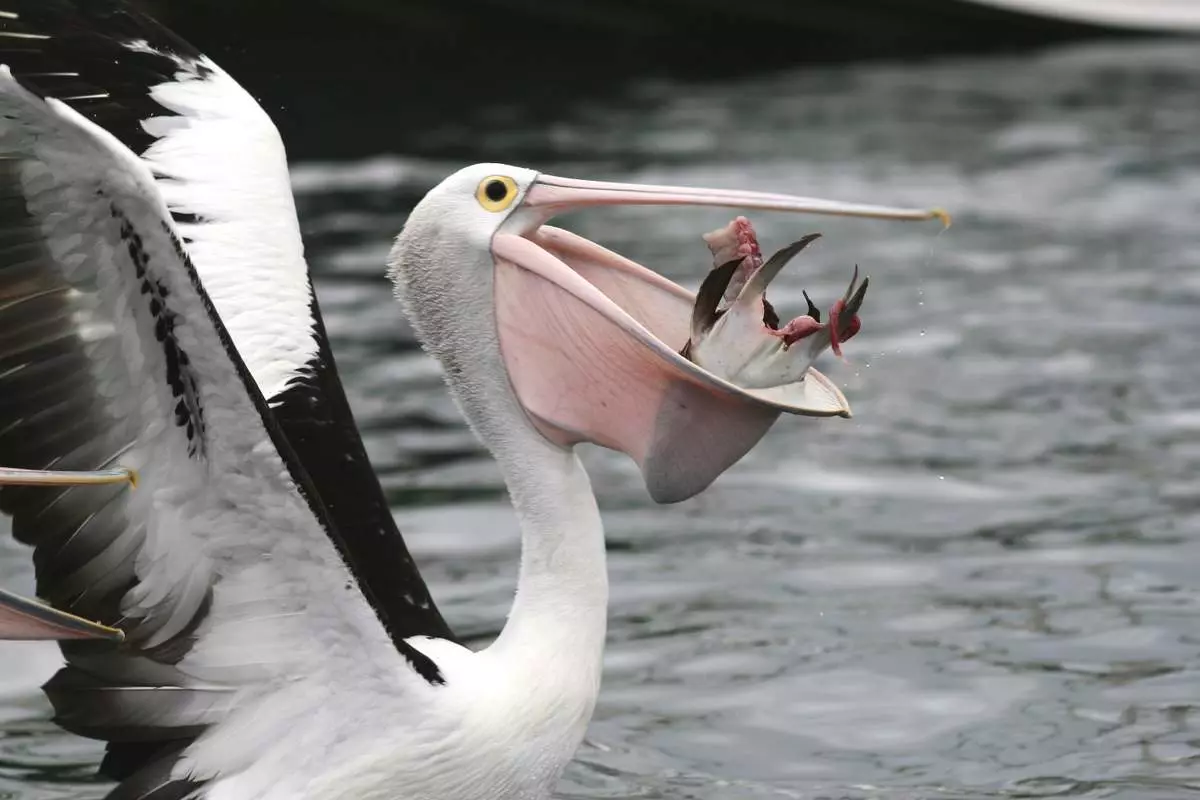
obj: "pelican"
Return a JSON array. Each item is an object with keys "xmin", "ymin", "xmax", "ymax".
[{"xmin": 0, "ymin": 2, "xmax": 945, "ymax": 798}]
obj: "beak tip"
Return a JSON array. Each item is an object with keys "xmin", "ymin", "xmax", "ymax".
[{"xmin": 931, "ymin": 208, "xmax": 952, "ymax": 228}]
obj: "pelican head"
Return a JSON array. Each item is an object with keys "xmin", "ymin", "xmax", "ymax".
[{"xmin": 389, "ymin": 163, "xmax": 943, "ymax": 503}]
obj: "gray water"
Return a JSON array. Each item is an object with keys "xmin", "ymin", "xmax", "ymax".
[{"xmin": 3, "ymin": 38, "xmax": 1200, "ymax": 800}]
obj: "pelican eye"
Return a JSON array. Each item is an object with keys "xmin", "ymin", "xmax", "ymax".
[{"xmin": 476, "ymin": 175, "xmax": 518, "ymax": 212}]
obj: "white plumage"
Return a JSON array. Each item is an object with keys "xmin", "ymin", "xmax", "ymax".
[{"xmin": 132, "ymin": 44, "xmax": 318, "ymax": 404}]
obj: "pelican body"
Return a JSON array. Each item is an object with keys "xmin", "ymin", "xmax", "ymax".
[{"xmin": 0, "ymin": 2, "xmax": 944, "ymax": 798}]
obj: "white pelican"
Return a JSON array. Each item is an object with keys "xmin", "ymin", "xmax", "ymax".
[{"xmin": 0, "ymin": 2, "xmax": 946, "ymax": 798}]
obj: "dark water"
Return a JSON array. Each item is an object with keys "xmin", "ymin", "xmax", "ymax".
[{"xmin": 4, "ymin": 38, "xmax": 1200, "ymax": 800}]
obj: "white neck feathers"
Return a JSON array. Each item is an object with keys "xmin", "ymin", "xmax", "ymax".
[{"xmin": 388, "ymin": 212, "xmax": 609, "ymax": 685}]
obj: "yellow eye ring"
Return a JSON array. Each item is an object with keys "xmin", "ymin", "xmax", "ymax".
[{"xmin": 476, "ymin": 175, "xmax": 518, "ymax": 212}]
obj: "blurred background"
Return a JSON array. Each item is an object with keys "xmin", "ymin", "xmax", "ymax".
[
  {"xmin": 4, "ymin": 2, "xmax": 1200, "ymax": 799},
  {"xmin": 138, "ymin": 0, "xmax": 1200, "ymax": 158}
]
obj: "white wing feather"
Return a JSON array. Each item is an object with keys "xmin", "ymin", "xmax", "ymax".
[{"xmin": 133, "ymin": 46, "xmax": 318, "ymax": 403}]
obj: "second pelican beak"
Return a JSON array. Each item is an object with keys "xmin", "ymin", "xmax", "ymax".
[{"xmin": 0, "ymin": 587, "xmax": 125, "ymax": 642}]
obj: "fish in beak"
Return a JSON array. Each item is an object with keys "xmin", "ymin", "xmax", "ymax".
[
  {"xmin": 0, "ymin": 467, "xmax": 133, "ymax": 641},
  {"xmin": 685, "ymin": 219, "xmax": 866, "ymax": 389},
  {"xmin": 491, "ymin": 173, "xmax": 947, "ymax": 503}
]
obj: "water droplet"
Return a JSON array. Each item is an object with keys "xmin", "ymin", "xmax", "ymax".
[
  {"xmin": 920, "ymin": 329, "xmax": 927, "ymax": 336},
  {"xmin": 938, "ymin": 475, "xmax": 946, "ymax": 480}
]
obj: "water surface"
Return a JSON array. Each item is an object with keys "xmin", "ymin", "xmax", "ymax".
[{"xmin": 3, "ymin": 39, "xmax": 1200, "ymax": 800}]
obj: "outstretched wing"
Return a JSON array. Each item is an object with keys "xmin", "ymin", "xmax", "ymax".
[
  {"xmin": 0, "ymin": 65, "xmax": 439, "ymax": 799},
  {"xmin": 0, "ymin": 0, "xmax": 454, "ymax": 644}
]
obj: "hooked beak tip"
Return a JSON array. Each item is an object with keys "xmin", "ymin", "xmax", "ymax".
[{"xmin": 932, "ymin": 208, "xmax": 952, "ymax": 229}]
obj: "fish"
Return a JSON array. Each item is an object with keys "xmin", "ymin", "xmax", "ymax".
[{"xmin": 683, "ymin": 216, "xmax": 867, "ymax": 390}]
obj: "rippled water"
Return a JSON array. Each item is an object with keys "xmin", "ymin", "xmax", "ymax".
[{"xmin": 4, "ymin": 38, "xmax": 1200, "ymax": 800}]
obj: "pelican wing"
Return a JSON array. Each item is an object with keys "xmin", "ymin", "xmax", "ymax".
[
  {"xmin": 0, "ymin": 1, "xmax": 454, "ymax": 644},
  {"xmin": 0, "ymin": 66, "xmax": 439, "ymax": 798}
]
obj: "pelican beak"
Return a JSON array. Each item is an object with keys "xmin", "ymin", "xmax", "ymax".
[
  {"xmin": 0, "ymin": 587, "xmax": 125, "ymax": 641},
  {"xmin": 0, "ymin": 466, "xmax": 137, "ymax": 488},
  {"xmin": 491, "ymin": 174, "xmax": 946, "ymax": 503},
  {"xmin": 0, "ymin": 467, "xmax": 133, "ymax": 641},
  {"xmin": 516, "ymin": 174, "xmax": 947, "ymax": 224}
]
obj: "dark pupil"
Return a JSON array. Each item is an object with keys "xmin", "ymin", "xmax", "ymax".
[{"xmin": 485, "ymin": 180, "xmax": 508, "ymax": 202}]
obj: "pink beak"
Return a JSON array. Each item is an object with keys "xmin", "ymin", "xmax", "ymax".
[
  {"xmin": 0, "ymin": 586, "xmax": 125, "ymax": 641},
  {"xmin": 493, "ymin": 174, "xmax": 947, "ymax": 503},
  {"xmin": 0, "ymin": 467, "xmax": 133, "ymax": 641}
]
